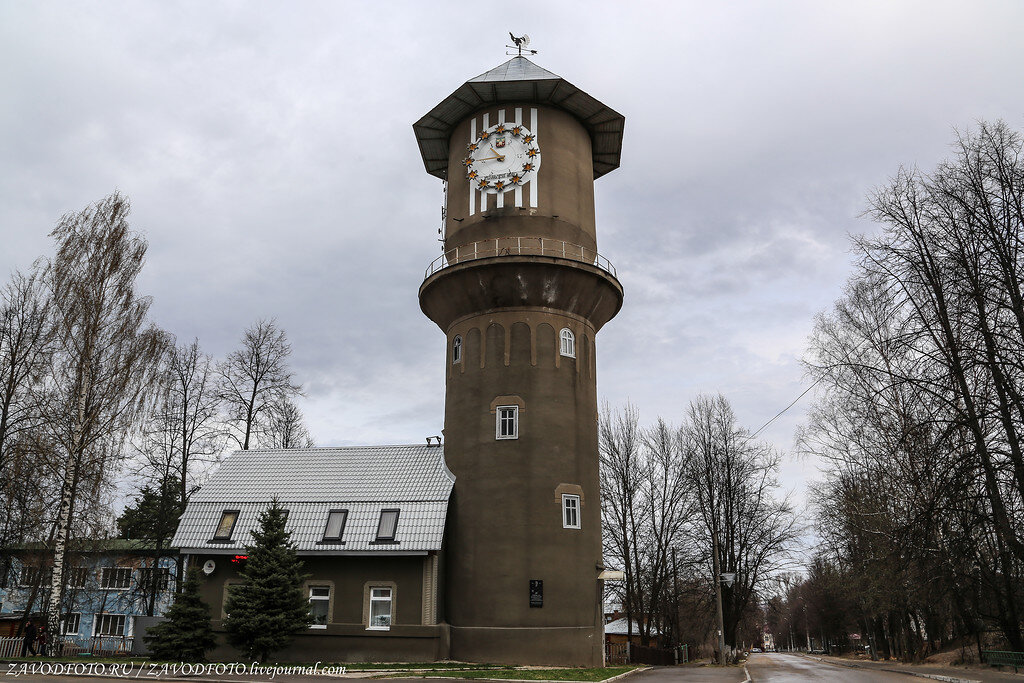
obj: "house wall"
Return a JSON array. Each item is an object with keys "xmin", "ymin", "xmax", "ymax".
[{"xmin": 194, "ymin": 552, "xmax": 448, "ymax": 662}]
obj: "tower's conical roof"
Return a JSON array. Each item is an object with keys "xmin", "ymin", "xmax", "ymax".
[{"xmin": 413, "ymin": 56, "xmax": 624, "ymax": 180}]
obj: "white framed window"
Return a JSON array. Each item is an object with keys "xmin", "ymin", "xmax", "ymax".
[
  {"xmin": 139, "ymin": 567, "xmax": 170, "ymax": 591},
  {"xmin": 18, "ymin": 566, "xmax": 41, "ymax": 588},
  {"xmin": 452, "ymin": 335, "xmax": 462, "ymax": 364},
  {"xmin": 496, "ymin": 405, "xmax": 519, "ymax": 440},
  {"xmin": 67, "ymin": 566, "xmax": 89, "ymax": 588},
  {"xmin": 322, "ymin": 509, "xmax": 348, "ymax": 542},
  {"xmin": 213, "ymin": 510, "xmax": 239, "ymax": 540},
  {"xmin": 368, "ymin": 587, "xmax": 392, "ymax": 630},
  {"xmin": 375, "ymin": 509, "xmax": 400, "ymax": 542},
  {"xmin": 100, "ymin": 567, "xmax": 131, "ymax": 590},
  {"xmin": 308, "ymin": 586, "xmax": 331, "ymax": 629},
  {"xmin": 560, "ymin": 328, "xmax": 576, "ymax": 358},
  {"xmin": 562, "ymin": 494, "xmax": 581, "ymax": 529},
  {"xmin": 95, "ymin": 614, "xmax": 127, "ymax": 636},
  {"xmin": 62, "ymin": 613, "xmax": 81, "ymax": 635}
]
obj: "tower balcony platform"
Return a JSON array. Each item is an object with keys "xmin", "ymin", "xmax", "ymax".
[
  {"xmin": 424, "ymin": 236, "xmax": 617, "ymax": 279},
  {"xmin": 419, "ymin": 236, "xmax": 623, "ymax": 332}
]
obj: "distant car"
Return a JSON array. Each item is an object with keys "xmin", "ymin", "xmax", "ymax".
[
  {"xmin": 810, "ymin": 648, "xmax": 826, "ymax": 655},
  {"xmin": 751, "ymin": 647, "xmax": 763, "ymax": 653}
]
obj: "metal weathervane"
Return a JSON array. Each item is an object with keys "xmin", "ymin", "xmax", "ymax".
[{"xmin": 507, "ymin": 33, "xmax": 537, "ymax": 57}]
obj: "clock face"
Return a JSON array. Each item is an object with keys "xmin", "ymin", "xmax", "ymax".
[{"xmin": 463, "ymin": 122, "xmax": 541, "ymax": 194}]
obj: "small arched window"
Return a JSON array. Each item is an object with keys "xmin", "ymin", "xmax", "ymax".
[
  {"xmin": 452, "ymin": 335, "xmax": 462, "ymax": 364},
  {"xmin": 559, "ymin": 328, "xmax": 575, "ymax": 358}
]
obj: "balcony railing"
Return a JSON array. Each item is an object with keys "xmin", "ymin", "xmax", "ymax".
[{"xmin": 424, "ymin": 237, "xmax": 617, "ymax": 279}]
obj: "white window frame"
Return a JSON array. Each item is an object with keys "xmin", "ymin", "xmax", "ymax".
[
  {"xmin": 562, "ymin": 494, "xmax": 581, "ymax": 529},
  {"xmin": 496, "ymin": 405, "xmax": 519, "ymax": 440},
  {"xmin": 452, "ymin": 335, "xmax": 462, "ymax": 364},
  {"xmin": 62, "ymin": 612, "xmax": 81, "ymax": 635},
  {"xmin": 100, "ymin": 567, "xmax": 132, "ymax": 590},
  {"xmin": 308, "ymin": 585, "xmax": 331, "ymax": 629},
  {"xmin": 67, "ymin": 566, "xmax": 89, "ymax": 588},
  {"xmin": 95, "ymin": 613, "xmax": 127, "ymax": 636},
  {"xmin": 138, "ymin": 567, "xmax": 170, "ymax": 591},
  {"xmin": 560, "ymin": 328, "xmax": 576, "ymax": 358},
  {"xmin": 367, "ymin": 587, "xmax": 393, "ymax": 630}
]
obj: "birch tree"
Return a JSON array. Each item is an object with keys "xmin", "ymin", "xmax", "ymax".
[{"xmin": 41, "ymin": 192, "xmax": 165, "ymax": 644}]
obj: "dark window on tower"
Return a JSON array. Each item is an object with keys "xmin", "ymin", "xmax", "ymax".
[
  {"xmin": 560, "ymin": 328, "xmax": 576, "ymax": 358},
  {"xmin": 562, "ymin": 494, "xmax": 581, "ymax": 529},
  {"xmin": 322, "ymin": 510, "xmax": 348, "ymax": 542},
  {"xmin": 452, "ymin": 335, "xmax": 462, "ymax": 364},
  {"xmin": 212, "ymin": 510, "xmax": 240, "ymax": 540},
  {"xmin": 375, "ymin": 509, "xmax": 400, "ymax": 542}
]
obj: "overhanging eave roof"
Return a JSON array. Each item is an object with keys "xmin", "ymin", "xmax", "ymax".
[{"xmin": 413, "ymin": 57, "xmax": 624, "ymax": 181}]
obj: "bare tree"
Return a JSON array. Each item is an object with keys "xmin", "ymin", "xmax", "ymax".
[
  {"xmin": 40, "ymin": 192, "xmax": 165, "ymax": 644},
  {"xmin": 682, "ymin": 394, "xmax": 798, "ymax": 655},
  {"xmin": 262, "ymin": 397, "xmax": 315, "ymax": 449},
  {"xmin": 218, "ymin": 319, "xmax": 300, "ymax": 450}
]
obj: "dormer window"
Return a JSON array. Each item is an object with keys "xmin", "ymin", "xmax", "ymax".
[
  {"xmin": 560, "ymin": 328, "xmax": 575, "ymax": 358},
  {"xmin": 213, "ymin": 510, "xmax": 239, "ymax": 540},
  {"xmin": 322, "ymin": 510, "xmax": 348, "ymax": 543},
  {"xmin": 452, "ymin": 335, "xmax": 462, "ymax": 364},
  {"xmin": 375, "ymin": 509, "xmax": 400, "ymax": 542}
]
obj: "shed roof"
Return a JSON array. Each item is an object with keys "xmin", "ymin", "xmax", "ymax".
[
  {"xmin": 413, "ymin": 56, "xmax": 624, "ymax": 181},
  {"xmin": 172, "ymin": 445, "xmax": 453, "ymax": 555}
]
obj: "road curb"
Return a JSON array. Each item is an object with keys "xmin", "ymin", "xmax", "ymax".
[{"xmin": 796, "ymin": 653, "xmax": 981, "ymax": 683}]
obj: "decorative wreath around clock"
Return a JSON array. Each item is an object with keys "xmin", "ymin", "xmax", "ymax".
[{"xmin": 463, "ymin": 122, "xmax": 541, "ymax": 194}]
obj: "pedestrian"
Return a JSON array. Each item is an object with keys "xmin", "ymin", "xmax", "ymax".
[
  {"xmin": 21, "ymin": 619, "xmax": 37, "ymax": 657},
  {"xmin": 36, "ymin": 623, "xmax": 48, "ymax": 657}
]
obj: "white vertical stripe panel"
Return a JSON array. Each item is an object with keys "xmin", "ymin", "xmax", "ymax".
[
  {"xmin": 480, "ymin": 113, "xmax": 489, "ymax": 212},
  {"xmin": 530, "ymin": 108, "xmax": 539, "ymax": 208},
  {"xmin": 469, "ymin": 118, "xmax": 476, "ymax": 216},
  {"xmin": 495, "ymin": 109, "xmax": 505, "ymax": 208},
  {"xmin": 514, "ymin": 108, "xmax": 523, "ymax": 207},
  {"xmin": 498, "ymin": 109, "xmax": 505, "ymax": 124}
]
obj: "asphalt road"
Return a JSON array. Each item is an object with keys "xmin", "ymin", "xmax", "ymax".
[{"xmin": 744, "ymin": 652, "xmax": 912, "ymax": 681}]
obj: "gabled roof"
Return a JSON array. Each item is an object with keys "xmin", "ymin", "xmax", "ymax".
[
  {"xmin": 413, "ymin": 56, "xmax": 625, "ymax": 181},
  {"xmin": 171, "ymin": 445, "xmax": 453, "ymax": 555},
  {"xmin": 604, "ymin": 617, "xmax": 661, "ymax": 636}
]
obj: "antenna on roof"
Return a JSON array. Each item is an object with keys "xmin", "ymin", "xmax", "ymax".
[{"xmin": 507, "ymin": 33, "xmax": 537, "ymax": 57}]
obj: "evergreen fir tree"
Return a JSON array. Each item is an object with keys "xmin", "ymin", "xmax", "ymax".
[
  {"xmin": 144, "ymin": 568, "xmax": 217, "ymax": 662},
  {"xmin": 224, "ymin": 499, "xmax": 311, "ymax": 662}
]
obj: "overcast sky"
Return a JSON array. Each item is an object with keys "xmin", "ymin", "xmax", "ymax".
[{"xmin": 3, "ymin": 1, "xmax": 1024, "ymax": 510}]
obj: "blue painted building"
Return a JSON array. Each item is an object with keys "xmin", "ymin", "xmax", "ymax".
[{"xmin": 0, "ymin": 540, "xmax": 176, "ymax": 645}]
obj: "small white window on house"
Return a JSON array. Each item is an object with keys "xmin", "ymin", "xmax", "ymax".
[
  {"xmin": 452, "ymin": 335, "xmax": 462, "ymax": 364},
  {"xmin": 18, "ymin": 566, "xmax": 41, "ymax": 587},
  {"xmin": 368, "ymin": 587, "xmax": 392, "ymax": 630},
  {"xmin": 62, "ymin": 613, "xmax": 81, "ymax": 635},
  {"xmin": 560, "ymin": 328, "xmax": 576, "ymax": 358},
  {"xmin": 213, "ymin": 510, "xmax": 239, "ymax": 540},
  {"xmin": 139, "ymin": 567, "xmax": 170, "ymax": 591},
  {"xmin": 95, "ymin": 613, "xmax": 127, "ymax": 636},
  {"xmin": 308, "ymin": 586, "xmax": 330, "ymax": 629},
  {"xmin": 322, "ymin": 510, "xmax": 348, "ymax": 542},
  {"xmin": 67, "ymin": 566, "xmax": 89, "ymax": 588},
  {"xmin": 100, "ymin": 567, "xmax": 132, "ymax": 590},
  {"xmin": 496, "ymin": 405, "xmax": 519, "ymax": 440},
  {"xmin": 562, "ymin": 494, "xmax": 581, "ymax": 529},
  {"xmin": 375, "ymin": 509, "xmax": 400, "ymax": 542}
]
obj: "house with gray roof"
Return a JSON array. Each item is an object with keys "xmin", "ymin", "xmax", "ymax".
[{"xmin": 171, "ymin": 444, "xmax": 454, "ymax": 662}]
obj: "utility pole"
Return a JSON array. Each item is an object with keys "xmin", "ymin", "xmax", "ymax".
[
  {"xmin": 803, "ymin": 602, "xmax": 811, "ymax": 651},
  {"xmin": 712, "ymin": 525, "xmax": 727, "ymax": 664}
]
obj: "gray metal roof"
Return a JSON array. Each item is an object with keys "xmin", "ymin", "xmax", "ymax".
[
  {"xmin": 172, "ymin": 445, "xmax": 453, "ymax": 554},
  {"xmin": 413, "ymin": 56, "xmax": 624, "ymax": 181}
]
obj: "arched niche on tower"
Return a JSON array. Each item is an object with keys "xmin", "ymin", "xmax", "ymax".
[
  {"xmin": 510, "ymin": 322, "xmax": 531, "ymax": 367},
  {"xmin": 536, "ymin": 323, "xmax": 556, "ymax": 368},
  {"xmin": 464, "ymin": 327, "xmax": 481, "ymax": 372},
  {"xmin": 485, "ymin": 323, "xmax": 505, "ymax": 368}
]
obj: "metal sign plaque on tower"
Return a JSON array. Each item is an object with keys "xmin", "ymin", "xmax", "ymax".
[{"xmin": 414, "ymin": 53, "xmax": 625, "ymax": 667}]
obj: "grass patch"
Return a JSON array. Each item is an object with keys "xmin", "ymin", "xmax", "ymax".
[
  {"xmin": 377, "ymin": 666, "xmax": 637, "ymax": 681},
  {"xmin": 345, "ymin": 663, "xmax": 516, "ymax": 670}
]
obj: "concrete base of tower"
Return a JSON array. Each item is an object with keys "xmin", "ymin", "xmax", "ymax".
[{"xmin": 449, "ymin": 625, "xmax": 604, "ymax": 666}]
